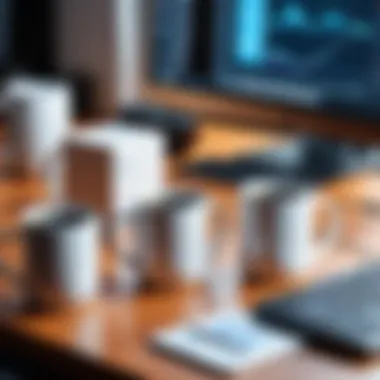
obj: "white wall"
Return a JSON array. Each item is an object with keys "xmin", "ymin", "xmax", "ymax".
[{"xmin": 56, "ymin": 0, "xmax": 142, "ymax": 115}]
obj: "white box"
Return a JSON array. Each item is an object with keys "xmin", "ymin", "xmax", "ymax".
[{"xmin": 63, "ymin": 123, "xmax": 166, "ymax": 216}]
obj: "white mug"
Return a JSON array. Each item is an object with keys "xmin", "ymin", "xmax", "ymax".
[
  {"xmin": 275, "ymin": 187, "xmax": 340, "ymax": 274},
  {"xmin": 4, "ymin": 78, "xmax": 72, "ymax": 176},
  {"xmin": 114, "ymin": 190, "xmax": 213, "ymax": 288},
  {"xmin": 1, "ymin": 203, "xmax": 100, "ymax": 309},
  {"xmin": 240, "ymin": 180, "xmax": 340, "ymax": 275},
  {"xmin": 240, "ymin": 178, "xmax": 288, "ymax": 261},
  {"xmin": 167, "ymin": 191, "xmax": 212, "ymax": 282}
]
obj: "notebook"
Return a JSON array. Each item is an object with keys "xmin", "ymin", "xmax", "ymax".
[{"xmin": 152, "ymin": 309, "xmax": 299, "ymax": 376}]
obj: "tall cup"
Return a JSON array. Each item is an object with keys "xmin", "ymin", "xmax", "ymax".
[{"xmin": 4, "ymin": 78, "xmax": 71, "ymax": 188}]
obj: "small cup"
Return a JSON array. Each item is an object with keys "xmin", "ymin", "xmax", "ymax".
[
  {"xmin": 240, "ymin": 178, "xmax": 286, "ymax": 262},
  {"xmin": 114, "ymin": 190, "xmax": 213, "ymax": 290},
  {"xmin": 274, "ymin": 187, "xmax": 340, "ymax": 274},
  {"xmin": 240, "ymin": 179, "xmax": 341, "ymax": 276},
  {"xmin": 163, "ymin": 191, "xmax": 212, "ymax": 283},
  {"xmin": 1, "ymin": 203, "xmax": 101, "ymax": 310}
]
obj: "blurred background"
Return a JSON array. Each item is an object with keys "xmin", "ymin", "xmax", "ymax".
[
  {"xmin": 1, "ymin": 1, "xmax": 380, "ymax": 380},
  {"xmin": 0, "ymin": 0, "xmax": 379, "ymax": 134}
]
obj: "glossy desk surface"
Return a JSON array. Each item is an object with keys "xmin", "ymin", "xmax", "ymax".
[{"xmin": 1, "ymin": 124, "xmax": 380, "ymax": 380}]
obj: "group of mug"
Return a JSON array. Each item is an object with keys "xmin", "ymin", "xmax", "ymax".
[
  {"xmin": 113, "ymin": 178, "xmax": 341, "ymax": 289},
  {"xmin": 1, "ymin": 191, "xmax": 211, "ymax": 310},
  {"xmin": 0, "ymin": 77, "xmax": 342, "ymax": 311},
  {"xmin": 6, "ymin": 180, "xmax": 340, "ymax": 309}
]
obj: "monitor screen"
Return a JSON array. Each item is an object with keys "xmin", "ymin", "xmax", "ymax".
[{"xmin": 150, "ymin": 0, "xmax": 380, "ymax": 120}]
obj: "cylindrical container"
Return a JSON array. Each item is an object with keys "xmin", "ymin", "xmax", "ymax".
[
  {"xmin": 275, "ymin": 187, "xmax": 340, "ymax": 275},
  {"xmin": 114, "ymin": 191, "xmax": 213, "ymax": 289},
  {"xmin": 240, "ymin": 179, "xmax": 341, "ymax": 276},
  {"xmin": 168, "ymin": 192, "xmax": 212, "ymax": 283},
  {"xmin": 5, "ymin": 79, "xmax": 72, "ymax": 177},
  {"xmin": 21, "ymin": 203, "xmax": 100, "ymax": 309}
]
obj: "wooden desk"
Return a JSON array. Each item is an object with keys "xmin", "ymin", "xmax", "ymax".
[{"xmin": 1, "ymin": 124, "xmax": 380, "ymax": 380}]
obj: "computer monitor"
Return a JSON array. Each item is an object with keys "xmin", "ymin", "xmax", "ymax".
[{"xmin": 150, "ymin": 0, "xmax": 380, "ymax": 121}]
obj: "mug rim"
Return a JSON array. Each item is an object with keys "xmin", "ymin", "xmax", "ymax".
[{"xmin": 22, "ymin": 203, "xmax": 95, "ymax": 231}]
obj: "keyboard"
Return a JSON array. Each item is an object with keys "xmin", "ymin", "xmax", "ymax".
[
  {"xmin": 186, "ymin": 136, "xmax": 357, "ymax": 184},
  {"xmin": 186, "ymin": 157, "xmax": 286, "ymax": 183},
  {"xmin": 256, "ymin": 264, "xmax": 380, "ymax": 356}
]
